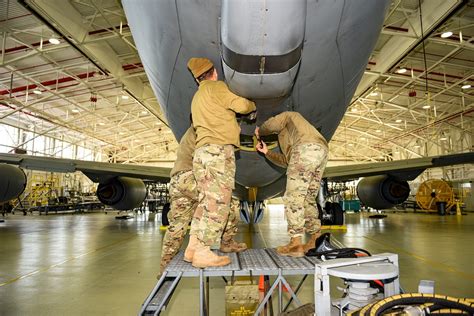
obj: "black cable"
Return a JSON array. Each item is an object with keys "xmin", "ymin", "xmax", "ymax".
[
  {"xmin": 367, "ymin": 295, "xmax": 474, "ymax": 315},
  {"xmin": 306, "ymin": 247, "xmax": 371, "ymax": 259}
]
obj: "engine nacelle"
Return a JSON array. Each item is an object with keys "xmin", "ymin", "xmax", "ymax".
[
  {"xmin": 357, "ymin": 175, "xmax": 410, "ymax": 210},
  {"xmin": 97, "ymin": 177, "xmax": 146, "ymax": 210},
  {"xmin": 0, "ymin": 164, "xmax": 27, "ymax": 203}
]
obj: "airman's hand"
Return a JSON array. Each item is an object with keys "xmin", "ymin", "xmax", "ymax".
[
  {"xmin": 254, "ymin": 126, "xmax": 260, "ymax": 138},
  {"xmin": 256, "ymin": 140, "xmax": 268, "ymax": 154}
]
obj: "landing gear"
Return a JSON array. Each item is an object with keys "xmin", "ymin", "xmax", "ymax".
[
  {"xmin": 240, "ymin": 201, "xmax": 265, "ymax": 224},
  {"xmin": 320, "ymin": 202, "xmax": 344, "ymax": 226},
  {"xmin": 161, "ymin": 202, "xmax": 170, "ymax": 226}
]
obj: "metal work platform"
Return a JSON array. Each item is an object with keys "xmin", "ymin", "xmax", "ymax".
[
  {"xmin": 139, "ymin": 250, "xmax": 400, "ymax": 316},
  {"xmin": 139, "ymin": 248, "xmax": 321, "ymax": 315}
]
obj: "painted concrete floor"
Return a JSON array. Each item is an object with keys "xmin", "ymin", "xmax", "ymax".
[{"xmin": 0, "ymin": 207, "xmax": 473, "ymax": 315}]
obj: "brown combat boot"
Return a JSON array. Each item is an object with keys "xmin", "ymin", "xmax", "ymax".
[
  {"xmin": 220, "ymin": 239, "xmax": 248, "ymax": 253},
  {"xmin": 184, "ymin": 234, "xmax": 198, "ymax": 262},
  {"xmin": 192, "ymin": 243, "xmax": 231, "ymax": 268},
  {"xmin": 303, "ymin": 232, "xmax": 321, "ymax": 253},
  {"xmin": 276, "ymin": 236, "xmax": 304, "ymax": 257}
]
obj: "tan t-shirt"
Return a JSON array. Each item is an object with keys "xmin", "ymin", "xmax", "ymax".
[
  {"xmin": 191, "ymin": 80, "xmax": 256, "ymax": 148},
  {"xmin": 170, "ymin": 126, "xmax": 196, "ymax": 177},
  {"xmin": 259, "ymin": 111, "xmax": 328, "ymax": 167}
]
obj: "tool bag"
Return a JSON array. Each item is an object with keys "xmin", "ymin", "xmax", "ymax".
[{"xmin": 225, "ymin": 273, "xmax": 259, "ymax": 316}]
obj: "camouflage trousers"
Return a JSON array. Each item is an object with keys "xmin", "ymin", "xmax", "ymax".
[
  {"xmin": 193, "ymin": 144, "xmax": 236, "ymax": 246},
  {"xmin": 160, "ymin": 171, "xmax": 240, "ymax": 269},
  {"xmin": 283, "ymin": 142, "xmax": 328, "ymax": 237}
]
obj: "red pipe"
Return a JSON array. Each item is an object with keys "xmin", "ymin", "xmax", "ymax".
[
  {"xmin": 384, "ymin": 25, "xmax": 409, "ymax": 33},
  {"xmin": 4, "ymin": 24, "xmax": 130, "ymax": 54},
  {"xmin": 0, "ymin": 71, "xmax": 96, "ymax": 95}
]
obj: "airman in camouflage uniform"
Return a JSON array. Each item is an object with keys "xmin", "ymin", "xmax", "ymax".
[
  {"xmin": 186, "ymin": 57, "xmax": 256, "ymax": 268},
  {"xmin": 256, "ymin": 111, "xmax": 328, "ymax": 257},
  {"xmin": 159, "ymin": 126, "xmax": 246, "ymax": 274}
]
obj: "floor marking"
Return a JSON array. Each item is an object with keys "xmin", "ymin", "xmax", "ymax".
[
  {"xmin": 0, "ymin": 236, "xmax": 135, "ymax": 287},
  {"xmin": 363, "ymin": 236, "xmax": 474, "ymax": 281}
]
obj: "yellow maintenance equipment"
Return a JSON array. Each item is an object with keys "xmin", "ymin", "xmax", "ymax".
[{"xmin": 415, "ymin": 179, "xmax": 454, "ymax": 212}]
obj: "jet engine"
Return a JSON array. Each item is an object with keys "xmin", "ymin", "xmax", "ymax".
[
  {"xmin": 96, "ymin": 177, "xmax": 147, "ymax": 210},
  {"xmin": 357, "ymin": 175, "xmax": 410, "ymax": 210},
  {"xmin": 0, "ymin": 164, "xmax": 27, "ymax": 203}
]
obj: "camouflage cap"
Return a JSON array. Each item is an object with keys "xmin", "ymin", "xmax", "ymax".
[{"xmin": 187, "ymin": 57, "xmax": 214, "ymax": 79}]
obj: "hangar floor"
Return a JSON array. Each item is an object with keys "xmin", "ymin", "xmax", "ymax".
[{"xmin": 0, "ymin": 207, "xmax": 473, "ymax": 315}]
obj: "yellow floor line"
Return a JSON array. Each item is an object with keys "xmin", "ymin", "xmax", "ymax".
[
  {"xmin": 363, "ymin": 236, "xmax": 474, "ymax": 281},
  {"xmin": 0, "ymin": 236, "xmax": 135, "ymax": 287}
]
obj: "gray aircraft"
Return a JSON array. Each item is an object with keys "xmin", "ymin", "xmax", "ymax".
[{"xmin": 1, "ymin": 0, "xmax": 473, "ymax": 223}]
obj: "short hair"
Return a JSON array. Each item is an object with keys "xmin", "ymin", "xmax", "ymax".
[{"xmin": 197, "ymin": 67, "xmax": 215, "ymax": 82}]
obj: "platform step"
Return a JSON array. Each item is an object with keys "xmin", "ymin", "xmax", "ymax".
[{"xmin": 140, "ymin": 275, "xmax": 182, "ymax": 316}]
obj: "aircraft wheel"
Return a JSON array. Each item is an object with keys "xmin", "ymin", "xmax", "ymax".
[
  {"xmin": 161, "ymin": 203, "xmax": 170, "ymax": 226},
  {"xmin": 324, "ymin": 202, "xmax": 344, "ymax": 225},
  {"xmin": 317, "ymin": 203, "xmax": 323, "ymax": 221},
  {"xmin": 332, "ymin": 203, "xmax": 344, "ymax": 225}
]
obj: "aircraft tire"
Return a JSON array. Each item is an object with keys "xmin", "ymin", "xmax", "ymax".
[
  {"xmin": 161, "ymin": 203, "xmax": 170, "ymax": 226},
  {"xmin": 332, "ymin": 203, "xmax": 344, "ymax": 225}
]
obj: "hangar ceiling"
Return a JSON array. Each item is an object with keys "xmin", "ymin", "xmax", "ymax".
[{"xmin": 0, "ymin": 0, "xmax": 472, "ymax": 165}]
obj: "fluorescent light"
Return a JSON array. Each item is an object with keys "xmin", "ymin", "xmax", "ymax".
[
  {"xmin": 71, "ymin": 108, "xmax": 80, "ymax": 113},
  {"xmin": 440, "ymin": 136, "xmax": 447, "ymax": 141},
  {"xmin": 141, "ymin": 111, "xmax": 148, "ymax": 115},
  {"xmin": 33, "ymin": 89, "xmax": 42, "ymax": 95},
  {"xmin": 351, "ymin": 108, "xmax": 357, "ymax": 112},
  {"xmin": 422, "ymin": 105, "xmax": 430, "ymax": 109},
  {"xmin": 48, "ymin": 37, "xmax": 60, "ymax": 45},
  {"xmin": 395, "ymin": 119, "xmax": 402, "ymax": 123},
  {"xmin": 441, "ymin": 31, "xmax": 453, "ymax": 38},
  {"xmin": 360, "ymin": 137, "xmax": 366, "ymax": 140},
  {"xmin": 348, "ymin": 143, "xmax": 354, "ymax": 146},
  {"xmin": 119, "ymin": 132, "xmax": 125, "ymax": 135},
  {"xmin": 414, "ymin": 145, "xmax": 421, "ymax": 148},
  {"xmin": 98, "ymin": 122, "xmax": 105, "ymax": 126},
  {"xmin": 394, "ymin": 151, "xmax": 400, "ymax": 154},
  {"xmin": 370, "ymin": 92, "xmax": 378, "ymax": 96},
  {"xmin": 376, "ymin": 129, "xmax": 382, "ymax": 133},
  {"xmin": 396, "ymin": 68, "xmax": 407, "ymax": 74},
  {"xmin": 461, "ymin": 84, "xmax": 471, "ymax": 89},
  {"xmin": 121, "ymin": 95, "xmax": 129, "ymax": 100}
]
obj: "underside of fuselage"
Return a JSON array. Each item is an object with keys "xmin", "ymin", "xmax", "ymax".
[{"xmin": 122, "ymin": 0, "xmax": 390, "ymax": 201}]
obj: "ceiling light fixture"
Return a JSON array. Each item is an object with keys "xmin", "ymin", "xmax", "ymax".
[
  {"xmin": 141, "ymin": 111, "xmax": 148, "ymax": 115},
  {"xmin": 48, "ymin": 37, "xmax": 60, "ymax": 45},
  {"xmin": 71, "ymin": 108, "xmax": 80, "ymax": 113},
  {"xmin": 351, "ymin": 108, "xmax": 357, "ymax": 112},
  {"xmin": 121, "ymin": 94, "xmax": 129, "ymax": 100},
  {"xmin": 98, "ymin": 122, "xmax": 105, "ymax": 126},
  {"xmin": 369, "ymin": 92, "xmax": 378, "ymax": 96},
  {"xmin": 422, "ymin": 105, "xmax": 430, "ymax": 109},
  {"xmin": 461, "ymin": 84, "xmax": 471, "ymax": 89},
  {"xmin": 360, "ymin": 137, "xmax": 366, "ymax": 140},
  {"xmin": 33, "ymin": 89, "xmax": 42, "ymax": 95},
  {"xmin": 440, "ymin": 31, "xmax": 453, "ymax": 38},
  {"xmin": 396, "ymin": 67, "xmax": 407, "ymax": 74},
  {"xmin": 395, "ymin": 119, "xmax": 402, "ymax": 123}
]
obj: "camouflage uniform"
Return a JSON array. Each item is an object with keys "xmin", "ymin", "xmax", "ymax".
[
  {"xmin": 259, "ymin": 112, "xmax": 329, "ymax": 239},
  {"xmin": 194, "ymin": 144, "xmax": 236, "ymax": 246},
  {"xmin": 284, "ymin": 143, "xmax": 328, "ymax": 237},
  {"xmin": 160, "ymin": 172, "xmax": 241, "ymax": 270},
  {"xmin": 160, "ymin": 170, "xmax": 198, "ymax": 269}
]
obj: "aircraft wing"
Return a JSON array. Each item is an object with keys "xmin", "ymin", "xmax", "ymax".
[
  {"xmin": 0, "ymin": 153, "xmax": 171, "ymax": 183},
  {"xmin": 324, "ymin": 152, "xmax": 474, "ymax": 182}
]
